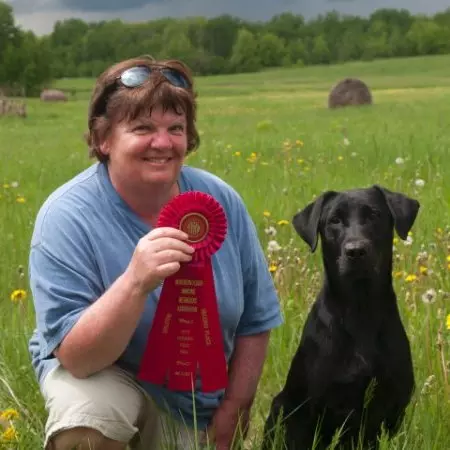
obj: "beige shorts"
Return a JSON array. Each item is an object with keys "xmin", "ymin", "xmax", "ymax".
[{"xmin": 41, "ymin": 364, "xmax": 207, "ymax": 449}]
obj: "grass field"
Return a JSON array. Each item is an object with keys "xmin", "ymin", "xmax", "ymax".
[{"xmin": 0, "ymin": 54, "xmax": 449, "ymax": 449}]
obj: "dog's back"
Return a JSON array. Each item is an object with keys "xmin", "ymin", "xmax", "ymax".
[{"xmin": 263, "ymin": 185, "xmax": 419, "ymax": 450}]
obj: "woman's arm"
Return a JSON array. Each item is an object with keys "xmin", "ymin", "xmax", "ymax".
[{"xmin": 208, "ymin": 331, "xmax": 270, "ymax": 449}]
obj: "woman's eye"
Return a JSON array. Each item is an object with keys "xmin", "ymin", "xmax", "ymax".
[
  {"xmin": 171, "ymin": 125, "xmax": 185, "ymax": 133},
  {"xmin": 133, "ymin": 125, "xmax": 151, "ymax": 133}
]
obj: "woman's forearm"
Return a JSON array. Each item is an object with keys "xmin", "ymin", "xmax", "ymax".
[
  {"xmin": 224, "ymin": 331, "xmax": 271, "ymax": 410},
  {"xmin": 54, "ymin": 271, "xmax": 148, "ymax": 378}
]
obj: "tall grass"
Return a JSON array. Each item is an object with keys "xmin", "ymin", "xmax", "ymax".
[{"xmin": 0, "ymin": 54, "xmax": 449, "ymax": 448}]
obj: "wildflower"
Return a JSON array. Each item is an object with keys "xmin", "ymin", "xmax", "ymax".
[
  {"xmin": 403, "ymin": 235, "xmax": 413, "ymax": 246},
  {"xmin": 337, "ymin": 156, "xmax": 344, "ymax": 161},
  {"xmin": 393, "ymin": 271, "xmax": 404, "ymax": 279},
  {"xmin": 421, "ymin": 288, "xmax": 437, "ymax": 304},
  {"xmin": 446, "ymin": 314, "xmax": 450, "ymax": 330},
  {"xmin": 447, "ymin": 255, "xmax": 450, "ymax": 262},
  {"xmin": 264, "ymin": 226, "xmax": 277, "ymax": 237},
  {"xmin": 419, "ymin": 266, "xmax": 428, "ymax": 275},
  {"xmin": 3, "ymin": 183, "xmax": 10, "ymax": 189},
  {"xmin": 16, "ymin": 196, "xmax": 26, "ymax": 203},
  {"xmin": 277, "ymin": 220, "xmax": 290, "ymax": 226},
  {"xmin": 269, "ymin": 264, "xmax": 277, "ymax": 273},
  {"xmin": 0, "ymin": 409, "xmax": 19, "ymax": 421},
  {"xmin": 393, "ymin": 238, "xmax": 399, "ymax": 245},
  {"xmin": 233, "ymin": 151, "xmax": 241, "ymax": 157},
  {"xmin": 351, "ymin": 152, "xmax": 357, "ymax": 157},
  {"xmin": 295, "ymin": 139, "xmax": 304, "ymax": 147},
  {"xmin": 297, "ymin": 159, "xmax": 304, "ymax": 164},
  {"xmin": 263, "ymin": 211, "xmax": 271, "ymax": 218},
  {"xmin": 405, "ymin": 274, "xmax": 417, "ymax": 282},
  {"xmin": 1, "ymin": 425, "xmax": 18, "ymax": 441},
  {"xmin": 415, "ymin": 179, "xmax": 425, "ymax": 187},
  {"xmin": 10, "ymin": 181, "xmax": 19, "ymax": 188},
  {"xmin": 395, "ymin": 157, "xmax": 404, "ymax": 165},
  {"xmin": 267, "ymin": 240, "xmax": 282, "ymax": 253},
  {"xmin": 343, "ymin": 137, "xmax": 350, "ymax": 146},
  {"xmin": 10, "ymin": 289, "xmax": 27, "ymax": 303}
]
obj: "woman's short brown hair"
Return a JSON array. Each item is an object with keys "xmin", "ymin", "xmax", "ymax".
[{"xmin": 86, "ymin": 56, "xmax": 200, "ymax": 162}]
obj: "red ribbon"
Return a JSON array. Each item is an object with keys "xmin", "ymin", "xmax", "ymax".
[{"xmin": 137, "ymin": 191, "xmax": 228, "ymax": 392}]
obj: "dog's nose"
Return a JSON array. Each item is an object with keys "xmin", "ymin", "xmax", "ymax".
[{"xmin": 344, "ymin": 241, "xmax": 369, "ymax": 259}]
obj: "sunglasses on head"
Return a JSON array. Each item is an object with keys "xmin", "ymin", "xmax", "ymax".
[{"xmin": 94, "ymin": 65, "xmax": 190, "ymax": 117}]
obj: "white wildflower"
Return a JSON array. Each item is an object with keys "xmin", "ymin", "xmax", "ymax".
[
  {"xmin": 267, "ymin": 240, "xmax": 282, "ymax": 253},
  {"xmin": 11, "ymin": 181, "xmax": 19, "ymax": 188},
  {"xmin": 264, "ymin": 226, "xmax": 277, "ymax": 237},
  {"xmin": 395, "ymin": 157, "xmax": 405, "ymax": 165},
  {"xmin": 351, "ymin": 152, "xmax": 357, "ymax": 157},
  {"xmin": 421, "ymin": 289, "xmax": 437, "ymax": 304},
  {"xmin": 415, "ymin": 179, "xmax": 425, "ymax": 187},
  {"xmin": 343, "ymin": 137, "xmax": 350, "ymax": 146},
  {"xmin": 403, "ymin": 235, "xmax": 413, "ymax": 246}
]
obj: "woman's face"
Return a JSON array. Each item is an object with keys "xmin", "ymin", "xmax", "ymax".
[{"xmin": 100, "ymin": 105, "xmax": 188, "ymax": 193}]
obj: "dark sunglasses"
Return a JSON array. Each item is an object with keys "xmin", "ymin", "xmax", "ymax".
[{"xmin": 93, "ymin": 65, "xmax": 190, "ymax": 117}]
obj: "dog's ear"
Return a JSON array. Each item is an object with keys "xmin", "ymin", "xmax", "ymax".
[
  {"xmin": 292, "ymin": 191, "xmax": 337, "ymax": 252},
  {"xmin": 373, "ymin": 185, "xmax": 420, "ymax": 240}
]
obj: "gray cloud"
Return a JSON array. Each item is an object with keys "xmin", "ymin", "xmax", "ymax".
[{"xmin": 5, "ymin": 0, "xmax": 450, "ymax": 36}]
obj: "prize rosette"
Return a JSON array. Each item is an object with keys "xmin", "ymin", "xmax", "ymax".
[{"xmin": 137, "ymin": 191, "xmax": 228, "ymax": 392}]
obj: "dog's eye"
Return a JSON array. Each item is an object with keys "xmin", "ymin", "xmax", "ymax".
[
  {"xmin": 329, "ymin": 215, "xmax": 341, "ymax": 225},
  {"xmin": 367, "ymin": 209, "xmax": 381, "ymax": 220}
]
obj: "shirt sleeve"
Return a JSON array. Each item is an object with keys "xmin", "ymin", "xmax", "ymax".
[
  {"xmin": 29, "ymin": 204, "xmax": 104, "ymax": 360},
  {"xmin": 234, "ymin": 197, "xmax": 284, "ymax": 336}
]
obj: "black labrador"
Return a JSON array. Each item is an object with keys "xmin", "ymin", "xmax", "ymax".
[{"xmin": 262, "ymin": 185, "xmax": 419, "ymax": 450}]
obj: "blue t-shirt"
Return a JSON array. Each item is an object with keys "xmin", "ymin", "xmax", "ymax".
[{"xmin": 28, "ymin": 162, "xmax": 283, "ymax": 429}]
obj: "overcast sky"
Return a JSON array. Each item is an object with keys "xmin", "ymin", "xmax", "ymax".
[{"xmin": 6, "ymin": 0, "xmax": 450, "ymax": 36}]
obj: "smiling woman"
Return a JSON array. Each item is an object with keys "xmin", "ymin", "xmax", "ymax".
[{"xmin": 27, "ymin": 55, "xmax": 283, "ymax": 450}]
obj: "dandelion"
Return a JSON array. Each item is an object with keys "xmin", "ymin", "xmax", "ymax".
[
  {"xmin": 10, "ymin": 289, "xmax": 27, "ymax": 303},
  {"xmin": 269, "ymin": 264, "xmax": 278, "ymax": 273},
  {"xmin": 446, "ymin": 314, "xmax": 450, "ymax": 330},
  {"xmin": 415, "ymin": 179, "xmax": 425, "ymax": 187},
  {"xmin": 419, "ymin": 266, "xmax": 428, "ymax": 275},
  {"xmin": 393, "ymin": 271, "xmax": 404, "ymax": 279},
  {"xmin": 233, "ymin": 151, "xmax": 241, "ymax": 157},
  {"xmin": 337, "ymin": 156, "xmax": 344, "ymax": 161},
  {"xmin": 395, "ymin": 157, "xmax": 405, "ymax": 165},
  {"xmin": 0, "ymin": 409, "xmax": 19, "ymax": 421},
  {"xmin": 1, "ymin": 425, "xmax": 18, "ymax": 442},
  {"xmin": 297, "ymin": 159, "xmax": 304, "ymax": 164},
  {"xmin": 264, "ymin": 226, "xmax": 277, "ymax": 237},
  {"xmin": 447, "ymin": 255, "xmax": 450, "ymax": 262},
  {"xmin": 295, "ymin": 139, "xmax": 304, "ymax": 147},
  {"xmin": 263, "ymin": 211, "xmax": 271, "ymax": 218},
  {"xmin": 277, "ymin": 220, "xmax": 290, "ymax": 226},
  {"xmin": 16, "ymin": 196, "xmax": 26, "ymax": 203},
  {"xmin": 3, "ymin": 183, "xmax": 10, "ymax": 189},
  {"xmin": 267, "ymin": 240, "xmax": 282, "ymax": 253},
  {"xmin": 421, "ymin": 288, "xmax": 437, "ymax": 304},
  {"xmin": 405, "ymin": 274, "xmax": 417, "ymax": 282}
]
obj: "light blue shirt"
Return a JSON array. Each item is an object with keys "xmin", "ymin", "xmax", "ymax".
[{"xmin": 28, "ymin": 162, "xmax": 283, "ymax": 429}]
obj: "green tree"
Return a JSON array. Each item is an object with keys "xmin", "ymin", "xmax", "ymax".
[
  {"xmin": 257, "ymin": 32, "xmax": 287, "ymax": 67},
  {"xmin": 229, "ymin": 28, "xmax": 261, "ymax": 73}
]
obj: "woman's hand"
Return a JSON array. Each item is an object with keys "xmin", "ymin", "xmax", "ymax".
[
  {"xmin": 207, "ymin": 398, "xmax": 250, "ymax": 450},
  {"xmin": 125, "ymin": 227, "xmax": 194, "ymax": 294}
]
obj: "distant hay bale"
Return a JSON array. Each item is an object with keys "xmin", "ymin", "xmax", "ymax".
[
  {"xmin": 0, "ymin": 98, "xmax": 27, "ymax": 118},
  {"xmin": 328, "ymin": 78, "xmax": 373, "ymax": 109},
  {"xmin": 40, "ymin": 89, "xmax": 68, "ymax": 102}
]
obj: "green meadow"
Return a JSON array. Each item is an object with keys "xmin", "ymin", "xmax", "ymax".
[{"xmin": 1, "ymin": 54, "xmax": 449, "ymax": 449}]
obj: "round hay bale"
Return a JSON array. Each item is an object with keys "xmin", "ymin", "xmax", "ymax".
[
  {"xmin": 328, "ymin": 78, "xmax": 372, "ymax": 109},
  {"xmin": 40, "ymin": 89, "xmax": 68, "ymax": 102}
]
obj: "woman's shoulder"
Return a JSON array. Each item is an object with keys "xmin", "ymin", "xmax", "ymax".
[{"xmin": 32, "ymin": 163, "xmax": 102, "ymax": 245}]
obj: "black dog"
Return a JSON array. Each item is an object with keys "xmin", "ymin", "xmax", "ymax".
[{"xmin": 262, "ymin": 185, "xmax": 419, "ymax": 450}]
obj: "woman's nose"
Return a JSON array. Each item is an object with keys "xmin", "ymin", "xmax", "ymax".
[{"xmin": 151, "ymin": 130, "xmax": 172, "ymax": 149}]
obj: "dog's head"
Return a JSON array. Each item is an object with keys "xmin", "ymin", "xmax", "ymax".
[{"xmin": 292, "ymin": 185, "xmax": 420, "ymax": 281}]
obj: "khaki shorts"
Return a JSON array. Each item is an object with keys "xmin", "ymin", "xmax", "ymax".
[{"xmin": 41, "ymin": 364, "xmax": 207, "ymax": 449}]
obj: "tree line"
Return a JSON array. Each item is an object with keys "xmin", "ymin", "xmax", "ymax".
[{"xmin": 1, "ymin": 1, "xmax": 450, "ymax": 96}]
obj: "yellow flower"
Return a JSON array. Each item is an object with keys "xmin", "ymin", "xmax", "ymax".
[
  {"xmin": 446, "ymin": 255, "xmax": 450, "ymax": 262},
  {"xmin": 16, "ymin": 196, "xmax": 26, "ymax": 203},
  {"xmin": 269, "ymin": 264, "xmax": 277, "ymax": 273},
  {"xmin": 3, "ymin": 183, "xmax": 10, "ymax": 189},
  {"xmin": 10, "ymin": 289, "xmax": 27, "ymax": 303},
  {"xmin": 337, "ymin": 156, "xmax": 344, "ymax": 161},
  {"xmin": 297, "ymin": 159, "xmax": 304, "ymax": 164},
  {"xmin": 277, "ymin": 220, "xmax": 289, "ymax": 226},
  {"xmin": 437, "ymin": 227, "xmax": 443, "ymax": 234},
  {"xmin": 393, "ymin": 271, "xmax": 404, "ymax": 279},
  {"xmin": 260, "ymin": 161, "xmax": 269, "ymax": 166},
  {"xmin": 446, "ymin": 314, "xmax": 450, "ymax": 330},
  {"xmin": 1, "ymin": 425, "xmax": 18, "ymax": 441},
  {"xmin": 405, "ymin": 274, "xmax": 417, "ymax": 282},
  {"xmin": 419, "ymin": 266, "xmax": 428, "ymax": 275},
  {"xmin": 0, "ymin": 409, "xmax": 19, "ymax": 421},
  {"xmin": 263, "ymin": 211, "xmax": 271, "ymax": 217},
  {"xmin": 233, "ymin": 151, "xmax": 241, "ymax": 157},
  {"xmin": 393, "ymin": 238, "xmax": 399, "ymax": 245},
  {"xmin": 295, "ymin": 139, "xmax": 304, "ymax": 147}
]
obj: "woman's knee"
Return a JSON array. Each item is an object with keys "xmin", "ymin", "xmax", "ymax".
[{"xmin": 48, "ymin": 426, "xmax": 127, "ymax": 450}]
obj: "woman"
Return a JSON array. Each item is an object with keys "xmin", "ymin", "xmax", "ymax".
[{"xmin": 28, "ymin": 56, "xmax": 283, "ymax": 450}]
